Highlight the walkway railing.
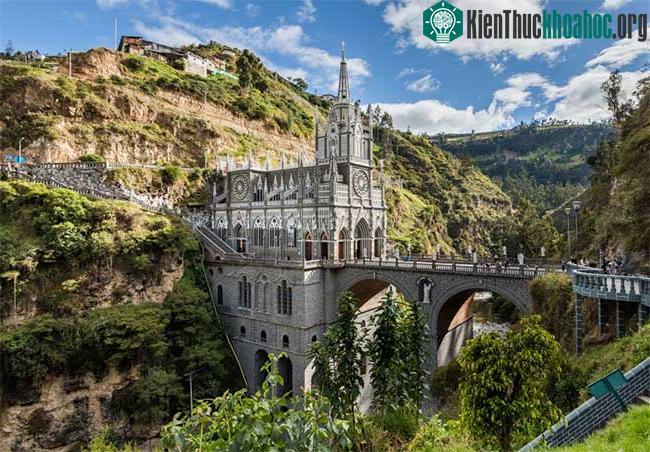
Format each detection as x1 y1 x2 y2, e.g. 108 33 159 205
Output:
213 253 556 277
570 268 650 305
345 257 551 278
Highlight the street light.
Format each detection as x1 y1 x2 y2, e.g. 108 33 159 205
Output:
564 207 572 260
572 200 582 249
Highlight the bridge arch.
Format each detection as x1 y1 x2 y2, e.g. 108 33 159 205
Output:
336 270 418 306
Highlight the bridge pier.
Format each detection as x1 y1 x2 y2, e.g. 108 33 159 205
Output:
597 300 607 335
616 301 625 338
638 304 649 330
575 294 584 355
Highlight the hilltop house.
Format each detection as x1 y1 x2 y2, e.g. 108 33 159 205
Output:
117 36 233 77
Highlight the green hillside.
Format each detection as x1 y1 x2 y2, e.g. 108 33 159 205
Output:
441 122 611 213
0 181 243 448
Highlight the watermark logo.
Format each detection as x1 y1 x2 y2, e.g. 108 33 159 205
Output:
423 1 463 44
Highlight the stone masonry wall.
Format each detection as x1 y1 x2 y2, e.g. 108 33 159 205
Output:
520 357 650 450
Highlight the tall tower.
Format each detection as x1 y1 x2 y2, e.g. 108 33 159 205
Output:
316 43 371 165
337 42 350 103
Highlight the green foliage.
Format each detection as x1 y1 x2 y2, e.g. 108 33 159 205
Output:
111 367 183 426
530 273 575 351
376 125 512 255
579 75 650 269
401 296 429 407
161 353 352 451
369 289 402 413
160 164 185 185
0 266 241 417
408 416 475 452
458 316 564 451
442 121 610 214
576 323 650 385
544 404 650 452
310 292 365 425
78 153 105 163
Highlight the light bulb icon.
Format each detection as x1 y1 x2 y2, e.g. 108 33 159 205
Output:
430 7 456 43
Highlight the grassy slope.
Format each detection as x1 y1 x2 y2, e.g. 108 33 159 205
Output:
379 130 511 254
577 323 650 385
441 122 610 213
548 404 650 452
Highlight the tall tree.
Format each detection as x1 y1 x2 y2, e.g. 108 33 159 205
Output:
368 288 401 413
458 316 563 451
310 292 365 427
401 296 428 408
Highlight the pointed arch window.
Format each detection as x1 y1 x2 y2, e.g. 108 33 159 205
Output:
239 276 252 309
276 280 293 316
254 177 264 202
269 218 281 248
260 330 267 343
286 218 297 248
216 217 227 240
252 218 264 247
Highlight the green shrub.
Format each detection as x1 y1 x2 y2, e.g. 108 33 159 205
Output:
408 416 474 452
78 153 105 163
530 273 574 351
160 164 184 185
122 57 145 72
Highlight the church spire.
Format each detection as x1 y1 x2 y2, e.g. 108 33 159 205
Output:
337 41 350 103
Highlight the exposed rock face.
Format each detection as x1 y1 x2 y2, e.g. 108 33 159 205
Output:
1 368 142 452
1 49 313 166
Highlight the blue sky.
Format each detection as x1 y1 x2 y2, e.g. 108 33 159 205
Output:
1 0 648 133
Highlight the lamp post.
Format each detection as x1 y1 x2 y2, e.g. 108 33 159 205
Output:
564 207 572 260
572 200 582 251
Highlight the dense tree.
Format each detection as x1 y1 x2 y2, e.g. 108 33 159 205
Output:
310 292 365 426
458 316 563 451
401 296 428 407
368 288 401 413
161 354 352 451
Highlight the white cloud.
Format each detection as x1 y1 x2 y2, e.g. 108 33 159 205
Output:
586 26 650 68
362 0 387 5
382 0 577 61
489 62 504 74
376 66 646 134
601 0 632 9
406 74 441 93
133 17 371 93
245 3 260 17
196 0 233 8
397 67 421 78
96 0 130 9
375 99 515 134
134 20 202 47
297 0 316 23
546 67 645 122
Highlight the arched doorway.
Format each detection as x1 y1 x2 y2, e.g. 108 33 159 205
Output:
254 349 270 391
354 219 371 259
276 355 293 396
374 227 384 259
304 232 313 260
338 228 348 261
234 223 246 253
320 232 329 260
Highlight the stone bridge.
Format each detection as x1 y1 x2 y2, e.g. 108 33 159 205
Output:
205 253 553 395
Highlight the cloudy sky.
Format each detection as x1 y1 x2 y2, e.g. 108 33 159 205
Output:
1 0 648 133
